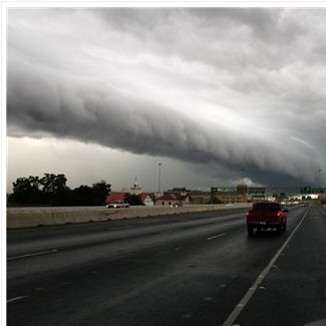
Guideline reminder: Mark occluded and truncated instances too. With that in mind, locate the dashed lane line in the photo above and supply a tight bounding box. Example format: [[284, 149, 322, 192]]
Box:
[[7, 296, 28, 304], [7, 249, 58, 261], [207, 233, 226, 241]]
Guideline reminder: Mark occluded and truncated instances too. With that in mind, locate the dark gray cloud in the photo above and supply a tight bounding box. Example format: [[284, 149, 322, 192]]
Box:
[[7, 7, 325, 187]]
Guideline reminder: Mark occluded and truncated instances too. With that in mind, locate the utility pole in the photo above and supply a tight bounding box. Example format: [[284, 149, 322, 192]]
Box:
[[158, 163, 162, 193]]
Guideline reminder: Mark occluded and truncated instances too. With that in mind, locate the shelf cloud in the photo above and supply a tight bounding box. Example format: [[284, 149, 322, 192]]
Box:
[[7, 8, 325, 188]]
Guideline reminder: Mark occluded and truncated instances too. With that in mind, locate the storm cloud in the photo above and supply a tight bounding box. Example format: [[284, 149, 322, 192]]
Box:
[[7, 8, 326, 186]]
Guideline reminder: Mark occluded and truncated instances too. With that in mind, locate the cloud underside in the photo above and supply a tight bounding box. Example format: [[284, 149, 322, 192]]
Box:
[[7, 8, 325, 184], [7, 56, 318, 183]]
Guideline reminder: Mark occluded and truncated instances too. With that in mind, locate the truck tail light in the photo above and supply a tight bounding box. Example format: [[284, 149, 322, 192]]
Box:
[[246, 211, 250, 218], [277, 211, 283, 218]]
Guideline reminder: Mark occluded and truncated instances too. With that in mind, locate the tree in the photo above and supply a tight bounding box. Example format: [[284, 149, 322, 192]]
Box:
[[9, 176, 44, 205], [13, 176, 41, 192], [8, 173, 111, 207], [71, 185, 94, 206], [125, 193, 143, 206], [41, 173, 68, 193], [39, 173, 69, 206], [92, 181, 111, 205]]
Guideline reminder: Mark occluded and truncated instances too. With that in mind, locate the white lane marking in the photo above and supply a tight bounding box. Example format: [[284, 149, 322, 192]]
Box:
[[207, 233, 226, 241], [221, 206, 311, 326], [7, 249, 58, 261], [7, 296, 28, 303]]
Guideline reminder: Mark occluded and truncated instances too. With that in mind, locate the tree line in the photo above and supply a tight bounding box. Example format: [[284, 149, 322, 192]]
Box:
[[7, 173, 111, 207]]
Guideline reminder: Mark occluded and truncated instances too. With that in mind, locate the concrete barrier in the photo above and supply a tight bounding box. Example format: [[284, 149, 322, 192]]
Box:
[[7, 204, 251, 229]]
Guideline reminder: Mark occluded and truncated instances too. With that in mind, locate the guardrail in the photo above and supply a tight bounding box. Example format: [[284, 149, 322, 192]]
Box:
[[7, 203, 251, 229]]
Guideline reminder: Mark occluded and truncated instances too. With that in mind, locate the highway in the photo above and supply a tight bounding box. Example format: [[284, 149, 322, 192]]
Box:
[[7, 204, 326, 326]]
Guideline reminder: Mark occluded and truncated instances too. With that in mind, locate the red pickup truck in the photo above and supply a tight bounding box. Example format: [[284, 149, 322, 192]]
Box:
[[246, 202, 288, 236]]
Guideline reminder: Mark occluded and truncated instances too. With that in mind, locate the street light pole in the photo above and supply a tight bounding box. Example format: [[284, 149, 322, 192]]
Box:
[[158, 163, 162, 193]]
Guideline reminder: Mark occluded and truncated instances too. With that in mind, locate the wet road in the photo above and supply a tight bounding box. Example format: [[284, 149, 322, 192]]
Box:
[[7, 204, 326, 326]]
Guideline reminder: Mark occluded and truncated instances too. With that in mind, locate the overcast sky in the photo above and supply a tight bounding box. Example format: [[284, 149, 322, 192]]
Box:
[[6, 6, 326, 192]]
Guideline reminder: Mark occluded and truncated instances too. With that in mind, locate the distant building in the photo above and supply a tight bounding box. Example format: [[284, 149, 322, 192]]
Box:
[[167, 187, 189, 196], [139, 193, 154, 206], [105, 192, 126, 204], [210, 186, 247, 204], [215, 192, 246, 204], [188, 191, 211, 204], [155, 193, 191, 206], [130, 177, 142, 195], [247, 187, 266, 201], [106, 189, 155, 206]]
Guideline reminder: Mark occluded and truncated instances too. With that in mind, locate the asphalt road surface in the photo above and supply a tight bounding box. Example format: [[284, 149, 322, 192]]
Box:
[[7, 204, 326, 326]]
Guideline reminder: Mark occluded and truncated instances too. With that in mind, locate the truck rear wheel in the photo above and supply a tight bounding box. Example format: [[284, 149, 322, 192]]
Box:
[[247, 225, 254, 236], [276, 225, 285, 235], [278, 220, 287, 234]]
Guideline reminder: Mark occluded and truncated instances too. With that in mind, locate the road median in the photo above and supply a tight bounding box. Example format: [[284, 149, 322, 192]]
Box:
[[7, 204, 251, 229]]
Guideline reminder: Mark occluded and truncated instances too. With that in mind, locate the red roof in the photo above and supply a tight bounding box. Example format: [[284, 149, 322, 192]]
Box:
[[105, 192, 126, 203], [157, 193, 191, 202], [157, 193, 179, 201]]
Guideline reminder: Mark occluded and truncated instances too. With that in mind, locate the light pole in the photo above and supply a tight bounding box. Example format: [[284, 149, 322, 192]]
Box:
[[318, 169, 322, 191], [158, 163, 162, 193]]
